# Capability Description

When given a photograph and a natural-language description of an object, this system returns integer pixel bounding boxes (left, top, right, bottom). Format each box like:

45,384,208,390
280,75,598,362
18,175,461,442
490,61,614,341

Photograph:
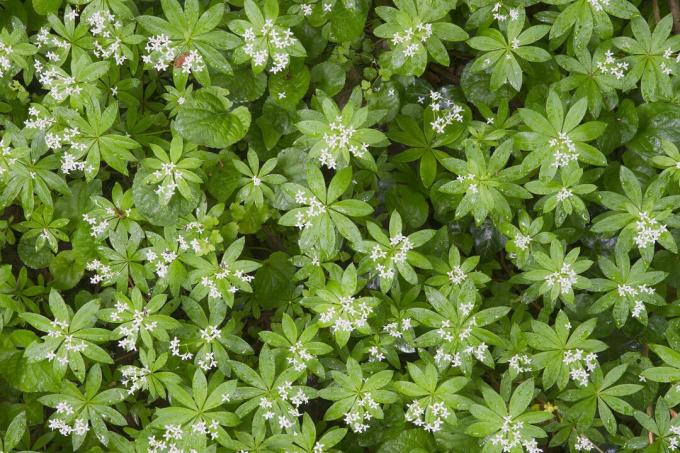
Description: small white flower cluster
147,424,199,453
588,0,609,12
197,351,218,371
668,425,680,450
490,416,542,453
294,190,327,229
287,341,315,371
545,263,577,295
179,221,212,255
556,187,573,202
0,142,17,178
575,435,596,451
319,116,367,169
191,419,219,440
369,234,413,280
45,320,87,362
142,34,175,71
243,19,296,73
456,173,479,195
491,3,521,22
447,265,467,284
198,262,253,299
405,399,450,433
120,365,150,394
35,26,70,60
391,22,432,58
550,132,578,168
596,50,629,79
146,248,178,279
509,354,532,373
260,382,309,428
33,59,82,102
152,161,184,201
86,259,115,284
0,41,13,78
634,212,668,249
563,349,598,386
515,233,532,251
24,106,55,131
111,301,157,351
368,345,385,362
320,295,373,333
48,417,89,437
170,336,194,361
344,393,380,433
384,318,412,338
88,10,128,65
617,283,655,319
428,91,464,134
661,47,677,76
143,37,204,74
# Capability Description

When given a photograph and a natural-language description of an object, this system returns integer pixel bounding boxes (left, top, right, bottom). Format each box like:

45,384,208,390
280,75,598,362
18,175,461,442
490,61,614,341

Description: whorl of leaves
2,0,680,452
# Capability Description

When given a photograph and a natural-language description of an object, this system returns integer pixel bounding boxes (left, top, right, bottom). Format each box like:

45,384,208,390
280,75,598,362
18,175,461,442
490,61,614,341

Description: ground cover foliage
2,0,680,451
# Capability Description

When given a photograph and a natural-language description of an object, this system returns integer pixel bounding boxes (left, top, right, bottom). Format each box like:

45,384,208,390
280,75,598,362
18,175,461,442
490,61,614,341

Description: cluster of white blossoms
110,301,157,351
434,318,488,367
259,382,309,429
427,91,465,134
198,263,254,299
146,248,178,279
384,318,412,338
369,234,413,280
490,416,542,453
0,41,12,78
169,336,194,361
563,349,599,386
243,19,295,73
293,190,327,229
33,59,83,103
35,26,70,61
320,295,373,333
344,393,380,433
515,233,532,251
617,283,655,319
667,425,680,450
661,47,677,76
545,263,578,295
391,22,432,58
196,326,221,370
287,341,315,371
45,319,87,363
87,10,127,65
405,399,450,433
368,345,386,362
86,259,116,284
575,435,596,451
556,187,573,203
48,415,89,437
143,35,205,74
0,141,18,178
120,365,150,394
147,424,199,453
509,354,532,373
634,212,668,249
596,50,629,79
456,173,479,195
550,132,578,168
447,265,467,285
151,161,184,201
491,3,521,22
318,116,367,169
24,106,55,131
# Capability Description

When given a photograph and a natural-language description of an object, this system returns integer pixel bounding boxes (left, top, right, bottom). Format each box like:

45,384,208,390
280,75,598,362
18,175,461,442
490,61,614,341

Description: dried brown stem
668,0,680,33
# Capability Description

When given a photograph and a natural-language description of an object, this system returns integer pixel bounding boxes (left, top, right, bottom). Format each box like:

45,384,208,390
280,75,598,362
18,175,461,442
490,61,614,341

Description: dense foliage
2,0,680,451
